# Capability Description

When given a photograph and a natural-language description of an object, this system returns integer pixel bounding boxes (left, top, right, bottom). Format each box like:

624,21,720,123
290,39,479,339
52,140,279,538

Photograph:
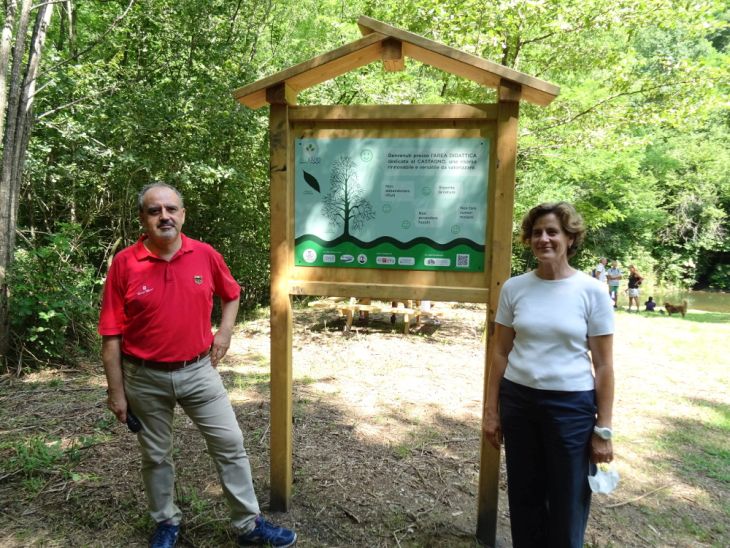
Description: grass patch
636,309,730,324
296,375,318,385
232,371,270,391
393,443,412,459
94,415,117,430
179,487,211,514
391,426,442,459
657,399,730,484
5,436,66,476
683,311,730,324
1,306,729,546
1,434,104,493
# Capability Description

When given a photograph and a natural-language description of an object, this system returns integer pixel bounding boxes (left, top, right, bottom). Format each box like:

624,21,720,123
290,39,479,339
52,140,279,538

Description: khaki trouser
122,356,260,531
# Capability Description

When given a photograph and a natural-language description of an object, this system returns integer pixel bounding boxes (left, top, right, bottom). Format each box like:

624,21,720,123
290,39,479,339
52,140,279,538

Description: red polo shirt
98,234,241,362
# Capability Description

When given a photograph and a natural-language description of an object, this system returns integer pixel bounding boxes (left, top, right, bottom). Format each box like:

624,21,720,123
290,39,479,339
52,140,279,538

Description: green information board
294,137,488,272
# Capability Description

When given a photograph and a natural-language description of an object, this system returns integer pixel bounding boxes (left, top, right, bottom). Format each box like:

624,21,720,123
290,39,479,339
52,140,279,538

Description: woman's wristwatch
593,426,613,440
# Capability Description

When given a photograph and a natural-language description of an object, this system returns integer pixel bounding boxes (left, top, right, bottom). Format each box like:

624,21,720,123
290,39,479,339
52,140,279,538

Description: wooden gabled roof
233,16,559,109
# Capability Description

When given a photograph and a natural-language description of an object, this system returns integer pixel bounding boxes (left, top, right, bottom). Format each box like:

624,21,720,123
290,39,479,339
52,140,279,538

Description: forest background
0,0,728,370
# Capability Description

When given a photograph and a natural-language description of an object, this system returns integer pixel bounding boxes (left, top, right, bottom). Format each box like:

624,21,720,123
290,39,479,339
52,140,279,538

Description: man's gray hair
137,183,184,212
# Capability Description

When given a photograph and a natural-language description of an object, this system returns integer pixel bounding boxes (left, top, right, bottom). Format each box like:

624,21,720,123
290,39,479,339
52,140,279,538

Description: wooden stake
477,80,521,546
268,83,293,511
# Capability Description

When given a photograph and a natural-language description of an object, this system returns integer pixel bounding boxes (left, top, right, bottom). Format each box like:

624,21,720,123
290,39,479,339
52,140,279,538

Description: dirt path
0,303,728,547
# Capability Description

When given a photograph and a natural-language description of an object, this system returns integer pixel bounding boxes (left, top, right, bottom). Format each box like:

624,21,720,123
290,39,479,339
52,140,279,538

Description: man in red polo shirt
99,183,296,548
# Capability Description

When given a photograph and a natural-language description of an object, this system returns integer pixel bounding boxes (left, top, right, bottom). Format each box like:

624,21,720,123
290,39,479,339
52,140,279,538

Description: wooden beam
476,86,520,546
404,42,500,88
288,103,498,122
233,32,387,109
498,79,522,103
358,16,559,106
234,17,558,110
268,85,293,511
381,37,404,71
266,83,298,106
288,280,489,303
287,40,382,93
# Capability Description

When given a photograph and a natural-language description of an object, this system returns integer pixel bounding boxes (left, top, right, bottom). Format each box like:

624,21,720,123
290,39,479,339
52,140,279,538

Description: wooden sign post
233,17,558,546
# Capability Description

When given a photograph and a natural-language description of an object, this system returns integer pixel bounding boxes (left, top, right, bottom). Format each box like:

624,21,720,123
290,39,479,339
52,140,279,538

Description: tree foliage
7,223,99,369
1,0,728,368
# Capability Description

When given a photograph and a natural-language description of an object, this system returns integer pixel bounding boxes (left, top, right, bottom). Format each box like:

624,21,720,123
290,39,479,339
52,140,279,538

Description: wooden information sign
233,16,558,546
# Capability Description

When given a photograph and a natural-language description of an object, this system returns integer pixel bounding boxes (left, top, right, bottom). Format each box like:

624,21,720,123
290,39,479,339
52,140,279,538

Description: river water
639,290,730,313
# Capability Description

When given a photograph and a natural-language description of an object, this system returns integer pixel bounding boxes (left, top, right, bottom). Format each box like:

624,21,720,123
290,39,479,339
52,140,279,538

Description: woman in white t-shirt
482,202,615,548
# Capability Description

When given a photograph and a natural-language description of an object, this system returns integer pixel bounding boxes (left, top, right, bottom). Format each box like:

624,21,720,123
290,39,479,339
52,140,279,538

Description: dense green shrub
7,223,101,370
709,263,730,290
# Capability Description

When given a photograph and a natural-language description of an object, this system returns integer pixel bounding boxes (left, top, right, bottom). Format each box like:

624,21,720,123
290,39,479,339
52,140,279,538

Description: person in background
483,202,614,548
645,296,656,312
99,183,296,548
627,264,643,312
593,257,608,286
606,260,622,309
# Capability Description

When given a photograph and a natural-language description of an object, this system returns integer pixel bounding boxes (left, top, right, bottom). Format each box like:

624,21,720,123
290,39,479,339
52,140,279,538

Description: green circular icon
421,186,432,196
360,149,373,162
451,224,461,235
401,220,411,229
382,204,392,213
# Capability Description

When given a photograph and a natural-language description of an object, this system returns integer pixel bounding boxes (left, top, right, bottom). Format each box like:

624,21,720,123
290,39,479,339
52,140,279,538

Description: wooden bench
308,298,436,334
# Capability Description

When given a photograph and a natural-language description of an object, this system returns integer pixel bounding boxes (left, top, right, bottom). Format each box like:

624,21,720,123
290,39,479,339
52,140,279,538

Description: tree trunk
67,1,76,57
0,0,54,361
0,0,19,140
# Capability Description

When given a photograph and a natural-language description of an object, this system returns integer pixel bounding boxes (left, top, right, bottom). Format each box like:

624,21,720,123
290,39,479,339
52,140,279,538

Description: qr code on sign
456,254,470,268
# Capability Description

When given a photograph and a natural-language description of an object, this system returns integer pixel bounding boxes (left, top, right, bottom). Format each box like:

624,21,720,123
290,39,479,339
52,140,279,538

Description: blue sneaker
149,521,180,548
238,515,297,547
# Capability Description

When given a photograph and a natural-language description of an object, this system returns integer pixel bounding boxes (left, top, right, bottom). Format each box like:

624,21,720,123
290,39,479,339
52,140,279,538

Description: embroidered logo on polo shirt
136,284,154,296
194,275,203,285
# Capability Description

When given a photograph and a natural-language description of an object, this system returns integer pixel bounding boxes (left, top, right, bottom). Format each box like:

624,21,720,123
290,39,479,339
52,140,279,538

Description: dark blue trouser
500,378,596,548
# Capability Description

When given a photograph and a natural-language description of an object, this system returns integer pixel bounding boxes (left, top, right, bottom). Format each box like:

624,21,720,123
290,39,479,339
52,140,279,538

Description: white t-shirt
495,270,614,391
595,263,607,283
607,267,622,287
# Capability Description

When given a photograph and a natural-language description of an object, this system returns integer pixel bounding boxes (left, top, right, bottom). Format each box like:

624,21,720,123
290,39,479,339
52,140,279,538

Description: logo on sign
302,249,317,263
301,142,320,164
425,258,451,267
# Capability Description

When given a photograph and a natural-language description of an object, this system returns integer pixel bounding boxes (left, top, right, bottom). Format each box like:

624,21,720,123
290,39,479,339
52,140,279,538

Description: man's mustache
157,221,175,228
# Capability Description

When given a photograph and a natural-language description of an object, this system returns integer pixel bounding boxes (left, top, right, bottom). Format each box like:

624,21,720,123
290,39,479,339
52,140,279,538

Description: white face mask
588,465,620,494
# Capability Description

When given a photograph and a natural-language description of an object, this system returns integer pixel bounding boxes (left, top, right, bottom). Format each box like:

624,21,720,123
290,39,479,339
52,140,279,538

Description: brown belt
122,350,211,371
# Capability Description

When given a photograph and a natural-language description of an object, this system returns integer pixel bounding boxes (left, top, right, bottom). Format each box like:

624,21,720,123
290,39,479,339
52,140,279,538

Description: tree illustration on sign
321,155,375,238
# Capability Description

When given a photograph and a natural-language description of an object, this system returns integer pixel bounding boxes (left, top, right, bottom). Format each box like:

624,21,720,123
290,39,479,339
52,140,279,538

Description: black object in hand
126,409,142,433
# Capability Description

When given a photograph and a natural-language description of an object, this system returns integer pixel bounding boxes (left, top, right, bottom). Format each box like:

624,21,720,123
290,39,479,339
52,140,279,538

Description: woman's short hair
520,202,585,258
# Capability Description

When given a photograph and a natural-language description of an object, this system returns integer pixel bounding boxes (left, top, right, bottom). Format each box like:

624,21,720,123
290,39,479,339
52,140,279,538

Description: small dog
664,300,688,317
